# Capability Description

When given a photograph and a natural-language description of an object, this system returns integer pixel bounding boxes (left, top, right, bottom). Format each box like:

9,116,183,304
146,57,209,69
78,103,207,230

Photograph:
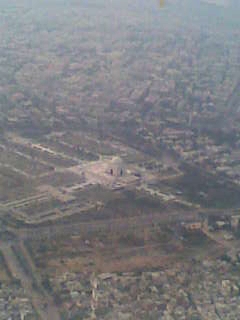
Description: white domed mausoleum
109,157,125,177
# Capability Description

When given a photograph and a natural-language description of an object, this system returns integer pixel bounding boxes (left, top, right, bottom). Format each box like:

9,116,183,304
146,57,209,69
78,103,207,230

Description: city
0,0,239,319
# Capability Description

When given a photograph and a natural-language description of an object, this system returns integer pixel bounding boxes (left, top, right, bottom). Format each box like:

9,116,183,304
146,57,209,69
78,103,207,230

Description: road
0,241,61,320
18,210,198,241
17,204,240,242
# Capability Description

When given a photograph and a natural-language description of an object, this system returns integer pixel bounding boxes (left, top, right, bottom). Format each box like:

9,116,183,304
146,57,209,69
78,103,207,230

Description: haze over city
0,0,239,319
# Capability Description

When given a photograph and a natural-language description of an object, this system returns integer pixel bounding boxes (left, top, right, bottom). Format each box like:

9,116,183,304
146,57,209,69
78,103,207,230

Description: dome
109,157,125,176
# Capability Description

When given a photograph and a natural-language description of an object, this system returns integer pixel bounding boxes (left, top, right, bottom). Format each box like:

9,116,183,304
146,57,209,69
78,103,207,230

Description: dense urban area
0,0,240,319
